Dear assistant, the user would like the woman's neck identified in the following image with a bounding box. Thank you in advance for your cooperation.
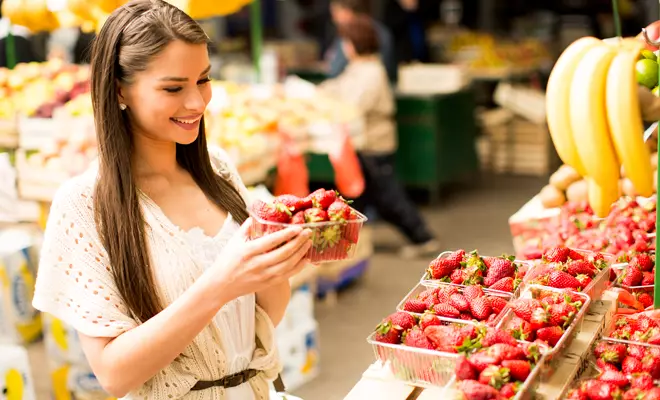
[131,133,179,178]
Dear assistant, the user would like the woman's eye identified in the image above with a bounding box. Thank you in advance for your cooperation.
[164,87,182,93]
[197,77,211,85]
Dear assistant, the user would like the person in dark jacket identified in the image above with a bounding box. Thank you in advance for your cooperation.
[0,4,41,67]
[327,0,398,83]
[384,0,438,64]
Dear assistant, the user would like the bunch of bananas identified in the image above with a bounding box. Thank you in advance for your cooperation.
[166,0,253,19]
[2,0,60,32]
[546,37,655,217]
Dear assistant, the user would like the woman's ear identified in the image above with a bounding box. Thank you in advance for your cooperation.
[116,79,127,105]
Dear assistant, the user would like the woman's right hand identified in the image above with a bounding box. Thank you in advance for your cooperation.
[211,218,313,298]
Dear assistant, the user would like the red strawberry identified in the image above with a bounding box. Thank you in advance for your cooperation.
[583,380,621,400]
[403,299,427,313]
[451,269,466,284]
[445,249,466,267]
[622,356,644,375]
[549,302,577,328]
[450,294,470,312]
[303,207,328,222]
[641,355,660,379]
[487,296,508,315]
[595,343,627,364]
[487,343,525,361]
[627,345,647,360]
[548,270,582,289]
[274,194,310,213]
[521,342,542,363]
[459,313,473,321]
[508,317,534,341]
[481,328,518,347]
[530,307,550,331]
[252,199,292,222]
[469,297,492,321]
[567,260,597,277]
[575,274,592,289]
[598,370,629,387]
[630,373,654,390]
[435,286,459,303]
[567,389,588,400]
[479,365,509,389]
[373,321,401,344]
[290,211,306,224]
[488,277,516,292]
[418,288,439,308]
[309,189,337,209]
[596,359,619,372]
[647,388,660,400]
[510,299,542,322]
[463,285,485,301]
[634,315,659,333]
[386,312,416,331]
[419,312,441,331]
[403,326,435,349]
[500,382,520,399]
[623,388,642,400]
[483,258,516,287]
[455,355,477,381]
[537,326,563,346]
[327,200,354,221]
[427,258,457,279]
[544,246,570,262]
[621,267,643,287]
[630,253,654,272]
[569,249,586,260]
[642,271,655,285]
[456,380,501,400]
[637,292,654,308]
[467,352,501,373]
[433,303,461,318]
[502,359,531,381]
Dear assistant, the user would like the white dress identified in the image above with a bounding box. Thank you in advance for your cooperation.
[181,215,256,400]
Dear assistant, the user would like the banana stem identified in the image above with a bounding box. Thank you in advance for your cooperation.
[612,0,622,38]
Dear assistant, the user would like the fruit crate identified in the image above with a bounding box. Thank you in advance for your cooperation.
[496,285,591,366]
[396,282,512,327]
[420,251,534,299]
[602,314,660,348]
[366,320,471,388]
[248,209,368,264]
[522,248,615,301]
[610,253,656,295]
[444,352,549,400]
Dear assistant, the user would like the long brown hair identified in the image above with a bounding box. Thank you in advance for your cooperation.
[90,0,249,323]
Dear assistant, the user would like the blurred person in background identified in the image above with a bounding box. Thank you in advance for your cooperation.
[319,15,439,259]
[327,0,398,83]
[0,0,41,67]
[384,0,438,63]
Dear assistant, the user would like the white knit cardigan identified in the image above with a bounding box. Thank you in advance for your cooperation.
[32,147,281,399]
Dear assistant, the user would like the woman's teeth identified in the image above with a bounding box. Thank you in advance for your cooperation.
[172,117,200,124]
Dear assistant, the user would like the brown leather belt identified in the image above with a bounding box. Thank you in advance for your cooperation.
[190,369,258,391]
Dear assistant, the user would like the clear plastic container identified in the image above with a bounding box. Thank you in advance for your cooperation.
[396,282,512,327]
[248,209,367,264]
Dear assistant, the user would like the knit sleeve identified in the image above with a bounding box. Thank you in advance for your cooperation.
[208,145,252,206]
[32,177,138,338]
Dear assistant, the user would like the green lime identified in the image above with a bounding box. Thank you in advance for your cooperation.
[640,49,658,61]
[653,86,660,96]
[636,59,659,89]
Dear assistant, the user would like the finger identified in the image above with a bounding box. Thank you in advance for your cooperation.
[246,225,304,255]
[253,229,312,266]
[262,238,312,278]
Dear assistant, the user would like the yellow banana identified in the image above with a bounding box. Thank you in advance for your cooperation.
[569,43,620,188]
[586,176,619,217]
[546,37,601,177]
[605,45,654,197]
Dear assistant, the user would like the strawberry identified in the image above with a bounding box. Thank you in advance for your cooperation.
[418,288,439,308]
[274,194,310,213]
[621,267,643,287]
[642,271,655,285]
[481,328,518,347]
[469,297,492,321]
[502,360,531,381]
[467,352,501,373]
[595,343,627,364]
[596,359,619,372]
[483,257,516,287]
[575,274,592,289]
[435,286,459,303]
[459,313,473,321]
[641,355,660,379]
[566,389,588,400]
[521,342,542,364]
[569,249,586,260]
[252,199,292,222]
[290,211,306,224]
[544,246,571,262]
[445,249,466,267]
[428,258,457,279]
[630,373,654,390]
[386,312,416,331]
[456,380,501,400]
[508,317,534,341]
[645,388,660,400]
[622,356,644,375]
[549,302,577,328]
[373,321,401,344]
[598,370,629,387]
[500,382,520,399]
[487,343,525,361]
[403,299,427,313]
[327,200,354,221]
[303,207,328,222]
[309,189,337,209]
[567,260,597,277]
[510,299,542,322]
[547,270,582,289]
[463,285,485,302]
[583,380,622,400]
[451,269,466,284]
[403,326,435,349]
[627,344,647,360]
[419,312,441,331]
[487,296,508,315]
[455,355,477,381]
[630,253,654,272]
[479,365,509,389]
[634,315,659,332]
[433,303,461,318]
[450,294,471,312]
[530,307,550,331]
[488,277,516,293]
[537,326,563,346]
[637,292,654,308]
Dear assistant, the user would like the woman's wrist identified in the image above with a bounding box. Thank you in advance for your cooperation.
[196,267,238,310]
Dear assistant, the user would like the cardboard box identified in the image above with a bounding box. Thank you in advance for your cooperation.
[0,344,37,400]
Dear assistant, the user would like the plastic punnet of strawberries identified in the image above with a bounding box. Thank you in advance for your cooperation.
[608,315,660,345]
[614,253,656,290]
[425,249,527,293]
[503,288,586,347]
[566,339,660,400]
[401,284,509,326]
[249,189,365,263]
[525,246,609,292]
[452,328,545,400]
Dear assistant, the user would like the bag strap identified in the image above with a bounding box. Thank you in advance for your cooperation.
[255,336,287,393]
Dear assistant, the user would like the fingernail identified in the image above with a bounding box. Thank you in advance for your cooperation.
[302,229,312,237]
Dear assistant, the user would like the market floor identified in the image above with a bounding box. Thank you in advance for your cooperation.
[292,174,545,400]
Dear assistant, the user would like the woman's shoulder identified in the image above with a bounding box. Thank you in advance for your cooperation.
[50,168,98,215]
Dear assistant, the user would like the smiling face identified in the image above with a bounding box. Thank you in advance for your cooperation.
[118,40,212,145]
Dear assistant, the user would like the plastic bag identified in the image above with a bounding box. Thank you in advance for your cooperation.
[273,138,309,198]
[328,124,365,198]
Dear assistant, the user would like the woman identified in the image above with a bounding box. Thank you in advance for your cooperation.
[319,15,438,258]
[32,1,312,399]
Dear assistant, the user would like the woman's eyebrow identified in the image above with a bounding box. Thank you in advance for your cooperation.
[159,65,211,82]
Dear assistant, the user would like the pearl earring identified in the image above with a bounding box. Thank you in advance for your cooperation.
[119,103,127,110]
